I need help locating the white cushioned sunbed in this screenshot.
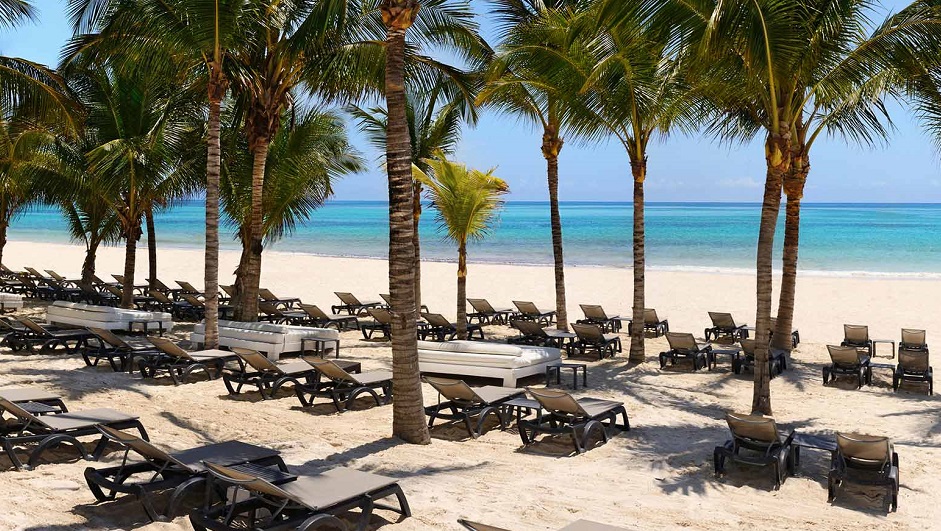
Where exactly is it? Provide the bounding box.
[0,293,23,311]
[46,301,173,331]
[417,340,561,387]
[191,320,339,360]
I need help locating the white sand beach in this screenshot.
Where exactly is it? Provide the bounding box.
[0,240,938,530]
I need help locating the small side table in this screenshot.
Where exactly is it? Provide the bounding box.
[302,337,340,358]
[709,348,742,371]
[501,397,542,427]
[872,339,895,359]
[128,319,164,336]
[546,362,588,389]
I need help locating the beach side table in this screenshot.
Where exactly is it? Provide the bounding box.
[302,337,340,359]
[872,339,896,359]
[708,347,742,371]
[127,319,165,336]
[791,433,837,474]
[546,362,588,389]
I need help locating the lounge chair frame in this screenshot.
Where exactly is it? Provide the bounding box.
[14,316,93,354]
[222,349,317,399]
[140,337,238,386]
[714,412,795,489]
[828,433,899,512]
[83,327,161,372]
[466,298,516,325]
[576,304,623,333]
[659,333,711,371]
[893,348,932,395]
[519,389,629,454]
[295,360,393,412]
[704,312,749,342]
[512,301,556,326]
[360,308,393,340]
[570,323,621,359]
[420,312,484,341]
[423,377,524,438]
[823,345,871,388]
[332,292,382,316]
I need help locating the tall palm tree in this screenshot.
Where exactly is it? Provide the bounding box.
[415,153,508,339]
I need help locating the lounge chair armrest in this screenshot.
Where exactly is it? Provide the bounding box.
[782,430,796,447]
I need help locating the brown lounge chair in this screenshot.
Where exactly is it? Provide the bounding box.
[222,348,318,399]
[635,308,669,337]
[900,328,928,352]
[189,462,410,531]
[714,412,796,489]
[84,425,286,522]
[704,312,749,342]
[659,332,711,371]
[0,397,147,470]
[828,433,899,512]
[769,317,800,347]
[509,319,571,349]
[295,359,393,412]
[577,304,624,333]
[512,300,556,326]
[734,338,785,377]
[15,316,94,354]
[893,348,932,394]
[84,327,161,372]
[258,301,308,325]
[459,519,629,531]
[420,312,484,341]
[823,345,871,388]
[175,280,203,296]
[298,303,359,330]
[519,388,629,454]
[841,324,873,356]
[423,377,524,438]
[360,307,393,340]
[467,298,516,325]
[332,291,382,316]
[180,293,234,320]
[571,323,621,359]
[142,337,240,385]
[0,388,68,418]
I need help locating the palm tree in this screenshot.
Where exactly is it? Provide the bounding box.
[415,154,508,339]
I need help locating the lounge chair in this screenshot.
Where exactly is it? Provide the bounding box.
[0,388,68,421]
[360,307,393,340]
[84,425,286,522]
[258,301,308,325]
[0,397,147,470]
[823,345,871,388]
[423,376,524,438]
[768,317,800,348]
[46,269,78,286]
[146,277,183,299]
[512,300,556,326]
[299,303,359,330]
[570,323,621,359]
[509,319,572,349]
[16,272,55,300]
[258,288,302,309]
[713,412,795,489]
[332,291,382,316]
[638,308,669,337]
[295,359,393,412]
[704,312,749,342]
[458,520,629,531]
[467,298,516,325]
[112,274,148,295]
[828,433,899,512]
[14,316,94,354]
[189,462,410,531]
[104,285,154,309]
[900,328,928,352]
[141,337,239,385]
[223,348,318,399]
[577,304,623,333]
[420,312,484,341]
[84,327,161,372]
[734,338,784,377]
[180,293,234,320]
[893,348,932,394]
[659,332,711,371]
[380,293,427,312]
[175,280,203,296]
[841,324,873,356]
[519,388,629,454]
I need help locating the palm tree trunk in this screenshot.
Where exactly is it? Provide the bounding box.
[121,222,140,309]
[145,207,157,291]
[233,141,269,322]
[456,242,467,340]
[82,238,101,286]
[629,159,646,363]
[204,91,224,346]
[752,130,790,415]
[773,153,808,350]
[542,126,567,331]
[0,222,7,268]
[382,0,429,445]
[414,183,422,312]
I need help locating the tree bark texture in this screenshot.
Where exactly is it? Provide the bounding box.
[629,158,646,363]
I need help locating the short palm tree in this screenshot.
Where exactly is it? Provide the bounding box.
[414,154,508,339]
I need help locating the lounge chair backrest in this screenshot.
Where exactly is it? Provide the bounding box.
[828,344,862,365]
[527,388,589,417]
[665,332,699,352]
[572,322,603,341]
[232,347,281,373]
[367,308,393,324]
[25,267,45,279]
[300,304,328,320]
[901,328,926,347]
[148,336,193,360]
[422,312,451,327]
[149,290,173,304]
[258,302,282,316]
[843,324,869,344]
[580,304,608,320]
[176,280,199,292]
[739,338,756,356]
[458,520,512,531]
[467,298,495,314]
[203,461,300,505]
[220,285,236,298]
[380,293,392,305]
[104,285,124,298]
[91,274,109,286]
[97,425,191,471]
[423,376,484,404]
[112,274,125,284]
[257,288,278,301]
[899,349,930,372]
[643,308,660,325]
[709,312,736,328]
[45,270,66,282]
[308,359,357,384]
[836,432,891,465]
[513,301,540,315]
[182,294,205,308]
[88,327,132,349]
[511,319,546,337]
[148,278,172,292]
[15,317,48,335]
[335,292,361,306]
[0,397,50,429]
[726,412,779,444]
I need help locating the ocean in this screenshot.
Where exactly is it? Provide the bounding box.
[9,201,941,276]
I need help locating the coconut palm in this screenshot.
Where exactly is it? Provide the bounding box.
[415,154,508,339]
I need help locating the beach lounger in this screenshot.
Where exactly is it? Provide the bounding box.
[828,433,899,512]
[842,324,873,356]
[222,348,318,399]
[258,301,308,325]
[0,388,67,413]
[179,293,234,320]
[258,288,302,309]
[734,338,785,377]
[512,300,556,326]
[15,316,94,354]
[0,275,27,296]
[519,388,629,454]
[509,319,572,349]
[420,312,484,341]
[893,348,932,394]
[142,337,240,385]
[458,520,629,531]
[900,328,928,352]
[637,308,669,337]
[299,303,359,330]
[332,292,383,316]
[146,277,183,299]
[104,285,155,309]
[360,307,393,340]
[112,274,148,295]
[824,345,871,388]
[659,332,711,371]
[714,412,796,489]
[704,312,749,342]
[175,280,203,296]
[189,462,411,531]
[577,304,624,333]
[84,327,161,372]
[16,272,55,300]
[571,323,621,359]
[467,298,516,325]
[84,425,287,522]
[423,376,524,438]
[768,317,800,348]
[380,293,426,313]
[295,359,393,412]
[0,397,147,470]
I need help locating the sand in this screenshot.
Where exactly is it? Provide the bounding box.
[0,240,938,530]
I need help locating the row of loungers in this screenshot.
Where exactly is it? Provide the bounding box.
[825,325,932,394]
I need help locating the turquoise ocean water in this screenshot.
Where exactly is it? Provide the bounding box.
[9,201,941,276]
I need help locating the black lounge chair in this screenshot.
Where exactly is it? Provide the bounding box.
[295,359,393,412]
[577,304,624,333]
[704,312,749,342]
[104,284,156,309]
[146,277,184,300]
[141,337,240,385]
[84,425,286,522]
[637,308,669,337]
[15,316,94,354]
[734,338,785,377]
[571,323,621,359]
[893,348,932,394]
[112,274,149,295]
[360,307,393,340]
[0,388,68,416]
[659,332,711,371]
[423,377,524,438]
[420,312,484,341]
[828,433,899,512]
[512,300,556,326]
[900,328,928,352]
[299,303,359,330]
[714,412,795,489]
[768,317,800,348]
[823,345,871,388]
[519,388,629,454]
[467,298,516,325]
[0,397,147,470]
[190,462,411,531]
[459,519,629,531]
[332,291,382,316]
[258,301,308,325]
[180,294,234,320]
[841,324,873,356]
[223,348,318,399]
[509,319,571,349]
[84,327,161,372]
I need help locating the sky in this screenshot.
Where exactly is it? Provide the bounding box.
[0,0,936,203]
